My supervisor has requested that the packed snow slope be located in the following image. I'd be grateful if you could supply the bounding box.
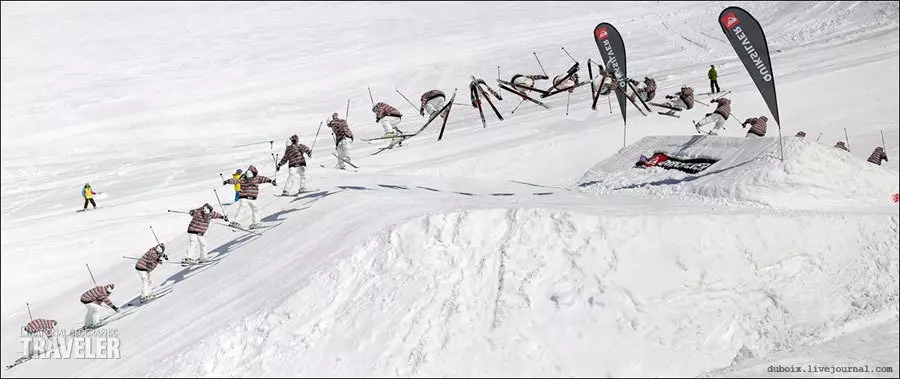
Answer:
[2,1,899,378]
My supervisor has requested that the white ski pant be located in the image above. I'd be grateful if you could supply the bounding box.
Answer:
[512,77,534,91]
[425,97,446,117]
[282,166,307,194]
[83,303,104,328]
[137,270,152,298]
[664,98,689,110]
[336,139,352,169]
[380,116,402,134]
[746,132,764,138]
[697,113,727,135]
[233,198,261,226]
[186,233,209,260]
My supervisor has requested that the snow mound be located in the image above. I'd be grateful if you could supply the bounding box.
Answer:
[149,209,898,377]
[577,136,900,210]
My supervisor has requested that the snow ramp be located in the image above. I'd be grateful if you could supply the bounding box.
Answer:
[577,136,899,210]
[148,208,898,377]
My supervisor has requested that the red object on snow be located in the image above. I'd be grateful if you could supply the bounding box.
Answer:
[893,193,899,203]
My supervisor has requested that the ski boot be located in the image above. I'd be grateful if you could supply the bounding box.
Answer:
[139,295,152,303]
[197,257,211,264]
[229,221,243,228]
[181,258,197,266]
[249,223,263,229]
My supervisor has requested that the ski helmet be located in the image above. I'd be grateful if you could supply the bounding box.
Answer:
[290,134,299,144]
[202,203,213,213]
[106,284,115,292]
[760,116,768,122]
[332,112,339,120]
[156,243,166,253]
[235,168,243,175]
[84,182,90,187]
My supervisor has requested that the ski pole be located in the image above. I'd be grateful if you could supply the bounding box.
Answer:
[311,121,323,151]
[607,94,612,114]
[150,226,160,245]
[167,209,190,215]
[122,256,169,264]
[533,52,548,76]
[213,189,227,216]
[345,98,351,123]
[816,132,822,142]
[86,263,97,286]
[395,89,424,118]
[497,66,500,81]
[844,128,850,150]
[367,87,375,106]
[232,140,274,148]
[561,46,578,64]
[881,130,886,148]
[26,303,33,322]
[511,98,525,114]
[219,173,226,183]
[565,91,571,116]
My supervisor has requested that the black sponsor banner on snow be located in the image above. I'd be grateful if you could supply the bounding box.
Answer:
[635,153,719,174]
[593,23,628,125]
[718,7,780,125]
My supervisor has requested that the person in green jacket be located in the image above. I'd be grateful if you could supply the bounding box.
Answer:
[708,64,720,94]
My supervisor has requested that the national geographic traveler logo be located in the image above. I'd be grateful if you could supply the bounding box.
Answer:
[19,327,121,360]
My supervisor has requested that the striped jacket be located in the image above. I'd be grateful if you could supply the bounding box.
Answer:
[25,319,57,336]
[328,118,354,144]
[679,87,695,109]
[135,246,166,272]
[373,102,402,122]
[834,141,849,151]
[867,147,888,165]
[643,79,657,100]
[713,98,731,119]
[187,207,224,235]
[225,165,272,199]
[80,286,114,307]
[279,143,312,167]
[420,90,446,112]
[743,117,767,137]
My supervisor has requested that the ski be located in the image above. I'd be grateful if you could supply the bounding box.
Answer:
[498,83,549,109]
[658,111,680,118]
[437,91,458,141]
[471,83,487,128]
[626,80,652,112]
[125,286,174,306]
[648,102,683,112]
[332,152,358,169]
[591,75,608,110]
[540,81,589,98]
[473,79,503,121]
[540,63,580,98]
[616,87,647,116]
[496,79,550,96]
[213,221,262,235]
[180,256,226,267]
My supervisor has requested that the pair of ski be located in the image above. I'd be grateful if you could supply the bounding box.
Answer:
[496,80,549,110]
[648,102,683,118]
[587,60,650,116]
[367,90,458,155]
[470,78,503,128]
[318,152,359,171]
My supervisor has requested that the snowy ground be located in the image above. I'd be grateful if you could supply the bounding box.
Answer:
[2,1,898,377]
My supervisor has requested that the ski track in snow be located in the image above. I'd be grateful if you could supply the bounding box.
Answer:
[1,1,899,377]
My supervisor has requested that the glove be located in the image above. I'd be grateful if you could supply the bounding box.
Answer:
[275,164,281,171]
[419,109,425,117]
[189,210,195,216]
[705,113,712,117]
[710,99,716,103]
[223,180,229,185]
[272,180,278,186]
[111,306,119,312]
[161,253,169,261]
[308,152,313,158]
[665,95,674,99]
[223,216,229,222]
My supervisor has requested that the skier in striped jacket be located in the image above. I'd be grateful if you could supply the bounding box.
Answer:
[695,97,731,135]
[183,203,226,264]
[629,77,657,102]
[420,90,447,118]
[372,102,404,136]
[277,135,312,196]
[22,319,58,357]
[223,165,275,228]
[327,113,354,170]
[742,116,768,138]
[662,86,695,111]
[867,146,888,165]
[135,243,168,301]
[80,284,117,328]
